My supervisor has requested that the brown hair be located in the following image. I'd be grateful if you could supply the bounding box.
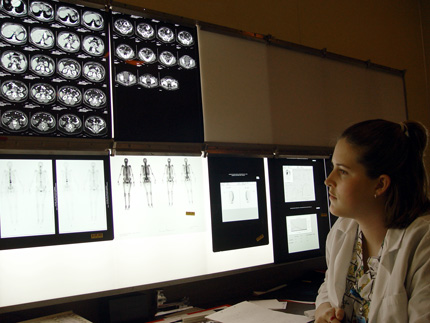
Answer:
[340,119,430,228]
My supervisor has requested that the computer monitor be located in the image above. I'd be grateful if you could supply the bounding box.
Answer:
[268,157,331,263]
[0,154,113,250]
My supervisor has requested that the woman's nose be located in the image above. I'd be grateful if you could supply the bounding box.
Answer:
[324,171,334,187]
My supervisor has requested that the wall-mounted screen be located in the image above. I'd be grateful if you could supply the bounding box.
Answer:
[0,154,113,250]
[208,156,269,252]
[268,157,330,263]
[0,0,111,138]
[111,10,204,142]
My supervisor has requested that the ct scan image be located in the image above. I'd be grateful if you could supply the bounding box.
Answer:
[0,0,111,138]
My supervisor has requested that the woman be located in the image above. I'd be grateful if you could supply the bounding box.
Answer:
[315,119,430,323]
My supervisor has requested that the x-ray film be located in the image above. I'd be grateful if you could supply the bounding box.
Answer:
[283,165,316,203]
[220,181,258,222]
[0,159,56,238]
[208,156,269,252]
[111,10,203,142]
[286,213,319,253]
[0,0,111,138]
[56,160,108,234]
[268,158,331,263]
[0,154,113,250]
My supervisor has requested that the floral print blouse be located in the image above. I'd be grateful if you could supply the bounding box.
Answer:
[342,228,384,323]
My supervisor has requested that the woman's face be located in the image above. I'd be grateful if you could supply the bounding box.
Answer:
[325,138,380,220]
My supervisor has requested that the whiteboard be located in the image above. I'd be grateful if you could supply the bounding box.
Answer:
[198,28,407,147]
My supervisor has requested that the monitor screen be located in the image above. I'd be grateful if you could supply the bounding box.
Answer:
[0,154,113,250]
[268,157,331,263]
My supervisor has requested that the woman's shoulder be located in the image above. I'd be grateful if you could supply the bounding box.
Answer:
[406,214,430,232]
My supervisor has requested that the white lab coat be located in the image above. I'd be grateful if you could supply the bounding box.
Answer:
[316,215,430,322]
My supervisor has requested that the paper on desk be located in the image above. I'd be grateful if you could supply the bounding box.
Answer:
[206,301,310,323]
[250,299,287,310]
[19,311,92,323]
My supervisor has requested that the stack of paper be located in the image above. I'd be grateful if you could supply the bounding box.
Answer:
[206,301,310,323]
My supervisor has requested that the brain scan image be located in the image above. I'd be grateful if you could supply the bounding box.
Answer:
[177,30,194,46]
[116,44,135,60]
[30,54,55,77]
[159,51,177,66]
[82,11,104,31]
[138,48,156,64]
[1,0,27,17]
[57,31,81,53]
[1,50,28,74]
[157,26,174,43]
[1,80,28,102]
[58,114,82,134]
[136,23,155,40]
[83,88,106,108]
[85,116,106,135]
[1,110,28,132]
[57,59,81,80]
[30,27,55,49]
[114,18,134,36]
[116,71,136,86]
[30,112,56,133]
[179,55,196,69]
[29,1,54,22]
[58,86,82,107]
[83,62,105,82]
[160,77,179,91]
[1,22,27,45]
[56,6,80,26]
[30,83,56,104]
[139,74,158,89]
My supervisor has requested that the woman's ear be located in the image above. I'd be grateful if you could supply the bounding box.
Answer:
[375,174,391,197]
